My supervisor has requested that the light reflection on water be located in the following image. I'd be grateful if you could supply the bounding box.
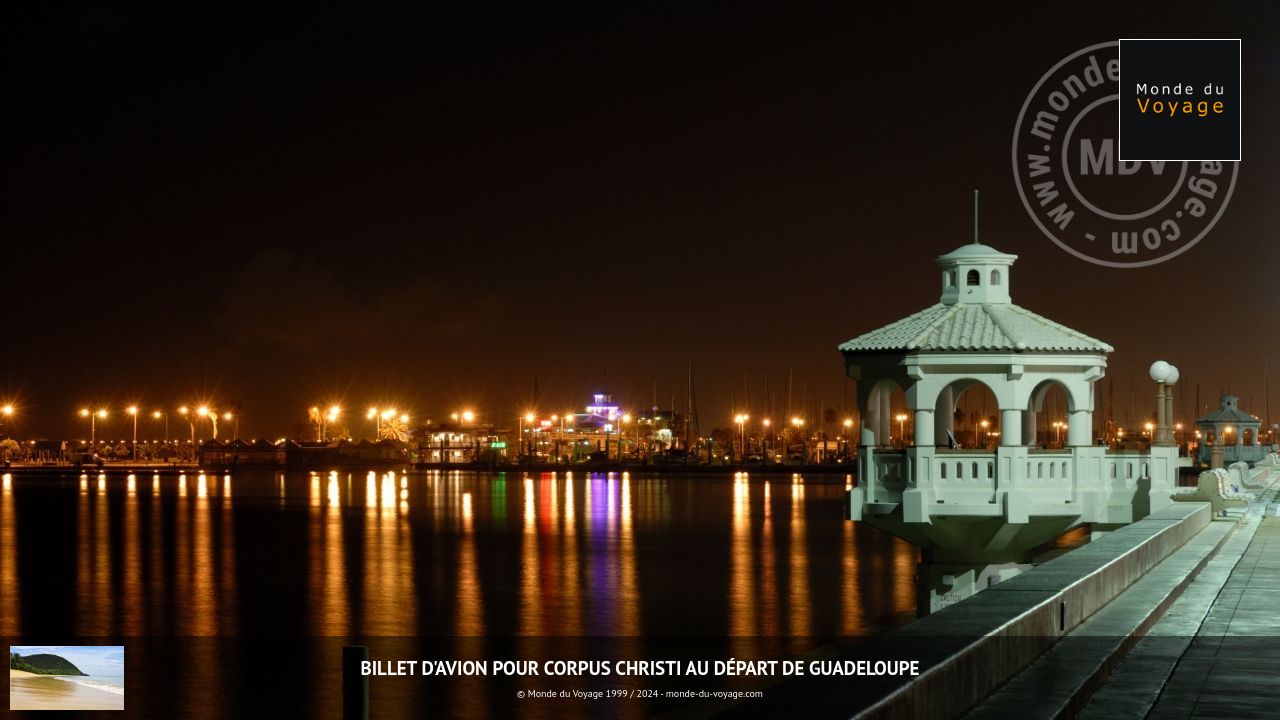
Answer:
[0,473,18,636]
[4,469,919,640]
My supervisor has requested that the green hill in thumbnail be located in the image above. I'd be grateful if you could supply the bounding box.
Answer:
[10,652,88,676]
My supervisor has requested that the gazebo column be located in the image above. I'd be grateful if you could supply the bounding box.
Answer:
[860,389,881,448]
[1067,409,1092,447]
[914,409,935,447]
[1022,409,1037,447]
[934,386,953,447]
[879,390,892,447]
[1000,409,1022,446]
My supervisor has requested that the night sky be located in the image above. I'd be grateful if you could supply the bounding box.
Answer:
[3,3,1278,440]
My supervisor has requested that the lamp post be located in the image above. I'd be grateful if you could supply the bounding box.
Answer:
[552,413,568,464]
[197,406,217,440]
[326,406,341,441]
[367,407,397,440]
[223,412,236,441]
[127,406,138,461]
[620,413,631,462]
[734,414,748,461]
[152,410,169,443]
[895,413,908,449]
[979,419,990,448]
[842,418,853,459]
[762,418,772,462]
[1148,361,1180,446]
[521,412,535,462]
[1,405,13,439]
[790,416,805,463]
[80,408,107,445]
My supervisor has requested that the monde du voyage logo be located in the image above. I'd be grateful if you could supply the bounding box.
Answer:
[1012,41,1238,268]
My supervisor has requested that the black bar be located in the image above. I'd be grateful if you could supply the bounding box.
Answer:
[343,645,369,720]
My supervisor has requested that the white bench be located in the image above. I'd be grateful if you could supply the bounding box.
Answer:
[1172,468,1254,515]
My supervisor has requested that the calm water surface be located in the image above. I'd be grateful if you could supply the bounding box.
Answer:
[0,470,917,718]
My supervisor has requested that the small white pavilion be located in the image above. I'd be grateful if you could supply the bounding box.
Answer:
[1195,394,1266,466]
[843,241,1178,613]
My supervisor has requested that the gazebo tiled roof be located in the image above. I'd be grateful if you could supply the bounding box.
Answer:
[1196,395,1259,425]
[839,302,1113,354]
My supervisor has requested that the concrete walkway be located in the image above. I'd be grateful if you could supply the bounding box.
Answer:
[1080,485,1280,719]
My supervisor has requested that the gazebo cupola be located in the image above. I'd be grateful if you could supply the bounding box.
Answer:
[938,243,1018,305]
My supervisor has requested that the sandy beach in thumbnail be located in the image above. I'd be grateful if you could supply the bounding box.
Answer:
[10,668,124,711]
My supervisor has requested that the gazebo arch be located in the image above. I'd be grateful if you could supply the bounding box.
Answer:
[861,377,908,448]
[931,378,1002,449]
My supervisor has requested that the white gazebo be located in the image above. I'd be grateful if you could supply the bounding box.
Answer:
[1196,394,1267,467]
[843,241,1178,613]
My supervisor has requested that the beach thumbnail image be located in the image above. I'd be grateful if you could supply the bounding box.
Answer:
[10,645,125,711]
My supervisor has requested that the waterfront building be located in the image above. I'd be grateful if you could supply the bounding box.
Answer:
[416,423,506,463]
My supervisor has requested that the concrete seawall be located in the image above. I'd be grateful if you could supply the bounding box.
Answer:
[855,501,1212,719]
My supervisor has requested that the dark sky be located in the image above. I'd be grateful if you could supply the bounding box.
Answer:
[3,3,1279,440]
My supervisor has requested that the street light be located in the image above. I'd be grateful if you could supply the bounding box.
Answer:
[519,412,536,461]
[461,410,475,424]
[979,419,990,448]
[733,413,748,460]
[325,405,341,441]
[223,411,235,440]
[789,416,806,462]
[895,413,908,448]
[197,406,218,440]
[127,406,138,461]
[80,408,107,444]
[152,410,169,443]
